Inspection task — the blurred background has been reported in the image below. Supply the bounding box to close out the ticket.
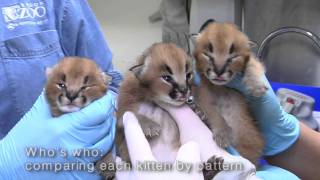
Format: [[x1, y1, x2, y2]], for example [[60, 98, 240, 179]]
[[88, 0, 162, 73]]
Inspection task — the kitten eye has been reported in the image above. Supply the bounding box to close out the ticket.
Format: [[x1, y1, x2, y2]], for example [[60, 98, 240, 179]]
[[186, 72, 193, 80], [162, 75, 172, 82], [208, 43, 213, 52], [227, 58, 233, 63], [57, 83, 66, 89], [229, 44, 235, 54]]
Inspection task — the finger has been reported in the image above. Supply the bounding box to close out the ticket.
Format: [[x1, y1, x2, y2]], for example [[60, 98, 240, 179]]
[[175, 141, 204, 180], [59, 106, 115, 146], [175, 141, 201, 163], [123, 112, 156, 163], [89, 117, 117, 162], [71, 91, 116, 126]]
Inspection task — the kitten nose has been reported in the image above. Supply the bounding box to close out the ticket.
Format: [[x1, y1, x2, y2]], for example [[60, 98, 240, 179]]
[[178, 86, 188, 95], [66, 92, 77, 101], [214, 68, 225, 77]]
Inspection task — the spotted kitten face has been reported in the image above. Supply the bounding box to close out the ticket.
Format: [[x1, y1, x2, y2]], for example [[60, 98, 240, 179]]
[[131, 43, 193, 106], [194, 22, 251, 85], [45, 57, 110, 116]]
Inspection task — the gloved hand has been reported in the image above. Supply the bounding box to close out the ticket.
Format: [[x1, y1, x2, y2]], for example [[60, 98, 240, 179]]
[[116, 112, 204, 180], [226, 74, 300, 156], [0, 91, 117, 180], [158, 104, 259, 180]]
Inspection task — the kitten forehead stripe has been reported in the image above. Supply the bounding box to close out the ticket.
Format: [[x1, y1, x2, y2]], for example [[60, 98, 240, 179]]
[[165, 65, 173, 75], [61, 74, 66, 82]]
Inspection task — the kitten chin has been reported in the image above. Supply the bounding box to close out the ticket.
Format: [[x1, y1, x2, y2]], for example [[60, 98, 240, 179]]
[[45, 57, 111, 117]]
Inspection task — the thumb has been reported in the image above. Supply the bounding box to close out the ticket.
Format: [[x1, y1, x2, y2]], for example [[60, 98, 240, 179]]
[[175, 141, 204, 180], [123, 112, 156, 163], [175, 141, 201, 163]]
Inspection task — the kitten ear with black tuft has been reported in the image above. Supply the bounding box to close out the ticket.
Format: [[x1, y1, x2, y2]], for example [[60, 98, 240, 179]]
[[199, 19, 216, 32], [130, 51, 152, 79], [190, 19, 216, 47], [129, 63, 145, 78]]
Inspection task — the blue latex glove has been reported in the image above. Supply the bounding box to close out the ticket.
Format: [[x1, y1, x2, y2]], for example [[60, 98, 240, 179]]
[[226, 74, 300, 156], [0, 91, 117, 180], [256, 164, 299, 180]]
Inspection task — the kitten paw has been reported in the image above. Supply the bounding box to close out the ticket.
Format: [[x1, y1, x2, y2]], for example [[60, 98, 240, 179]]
[[202, 155, 225, 180], [96, 158, 116, 179], [249, 83, 268, 97], [104, 173, 115, 180], [243, 78, 268, 97], [141, 120, 161, 138]]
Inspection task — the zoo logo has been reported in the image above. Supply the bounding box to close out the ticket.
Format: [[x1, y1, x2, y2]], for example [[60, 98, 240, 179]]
[[2, 2, 47, 30]]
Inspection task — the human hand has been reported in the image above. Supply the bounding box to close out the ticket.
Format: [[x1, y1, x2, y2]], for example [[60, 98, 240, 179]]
[[0, 91, 117, 180], [116, 112, 204, 180], [226, 73, 300, 156], [157, 104, 259, 180]]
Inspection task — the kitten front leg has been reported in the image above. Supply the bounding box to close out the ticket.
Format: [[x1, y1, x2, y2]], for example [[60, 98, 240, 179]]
[[205, 109, 233, 148], [242, 56, 268, 97], [211, 120, 233, 148]]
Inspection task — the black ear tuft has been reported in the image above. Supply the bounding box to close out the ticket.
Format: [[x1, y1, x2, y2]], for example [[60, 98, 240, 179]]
[[129, 64, 144, 78], [199, 19, 216, 32]]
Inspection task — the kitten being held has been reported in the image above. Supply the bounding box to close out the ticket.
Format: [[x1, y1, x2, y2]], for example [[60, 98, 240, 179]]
[[45, 57, 111, 117], [192, 21, 266, 166], [97, 43, 194, 179]]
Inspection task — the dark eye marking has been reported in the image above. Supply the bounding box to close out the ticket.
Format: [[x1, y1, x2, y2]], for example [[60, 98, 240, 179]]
[[227, 54, 240, 64], [202, 52, 215, 64], [185, 63, 189, 73], [61, 74, 66, 82], [208, 43, 213, 52], [229, 44, 235, 54], [80, 86, 87, 91], [165, 65, 173, 75], [84, 75, 89, 84], [81, 96, 87, 104]]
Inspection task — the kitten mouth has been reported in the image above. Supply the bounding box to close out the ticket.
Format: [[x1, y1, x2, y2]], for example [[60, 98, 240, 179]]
[[59, 104, 81, 113], [176, 91, 190, 102], [177, 96, 188, 102], [211, 77, 230, 85], [213, 77, 227, 82]]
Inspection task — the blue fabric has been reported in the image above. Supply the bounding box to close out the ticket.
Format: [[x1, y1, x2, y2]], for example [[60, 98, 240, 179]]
[[0, 0, 122, 139]]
